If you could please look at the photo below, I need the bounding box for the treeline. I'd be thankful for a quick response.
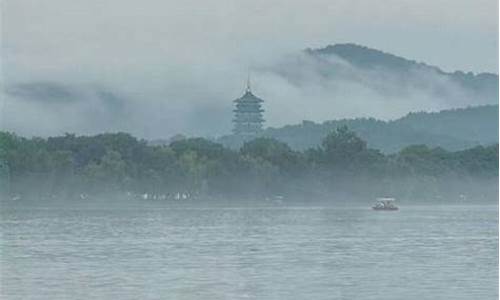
[0,126,498,202]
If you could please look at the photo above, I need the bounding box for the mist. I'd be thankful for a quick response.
[1,0,498,139]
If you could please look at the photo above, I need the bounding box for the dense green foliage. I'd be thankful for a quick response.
[0,127,497,202]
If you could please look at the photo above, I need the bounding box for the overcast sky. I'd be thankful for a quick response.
[0,0,498,138]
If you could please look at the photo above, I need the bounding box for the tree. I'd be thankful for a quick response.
[241,137,304,174]
[321,126,367,165]
[82,150,127,192]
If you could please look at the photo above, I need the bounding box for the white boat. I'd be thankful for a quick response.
[372,197,399,211]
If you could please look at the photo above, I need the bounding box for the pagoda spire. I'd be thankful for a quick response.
[246,69,251,92]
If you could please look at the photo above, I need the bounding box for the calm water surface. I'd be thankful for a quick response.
[1,202,498,299]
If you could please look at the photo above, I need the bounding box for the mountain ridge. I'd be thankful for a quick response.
[297,43,498,105]
[308,43,498,77]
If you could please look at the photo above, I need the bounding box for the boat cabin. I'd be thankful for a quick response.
[372,197,398,210]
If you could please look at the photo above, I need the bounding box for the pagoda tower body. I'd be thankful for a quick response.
[232,80,265,136]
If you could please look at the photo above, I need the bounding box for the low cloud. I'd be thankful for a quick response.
[1,0,497,139]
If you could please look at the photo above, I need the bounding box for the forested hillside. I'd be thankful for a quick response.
[220,105,498,153]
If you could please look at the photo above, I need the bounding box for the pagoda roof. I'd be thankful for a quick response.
[233,90,264,103]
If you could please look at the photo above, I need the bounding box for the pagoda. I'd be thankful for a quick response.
[232,78,265,136]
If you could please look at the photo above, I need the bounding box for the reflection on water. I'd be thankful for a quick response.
[1,202,498,299]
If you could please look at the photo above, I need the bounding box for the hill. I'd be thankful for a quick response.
[305,43,498,104]
[219,105,498,153]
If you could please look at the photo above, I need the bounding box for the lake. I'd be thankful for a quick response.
[0,202,498,299]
